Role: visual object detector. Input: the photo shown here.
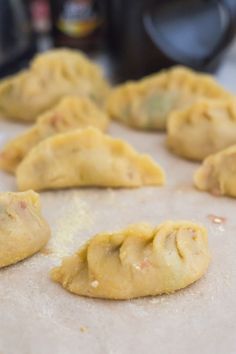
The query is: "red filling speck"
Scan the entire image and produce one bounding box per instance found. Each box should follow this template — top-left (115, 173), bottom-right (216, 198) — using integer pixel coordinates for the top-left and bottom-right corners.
top-left (207, 214), bottom-right (226, 225)
top-left (50, 114), bottom-right (62, 128)
top-left (140, 258), bottom-right (151, 270)
top-left (19, 201), bottom-right (27, 209)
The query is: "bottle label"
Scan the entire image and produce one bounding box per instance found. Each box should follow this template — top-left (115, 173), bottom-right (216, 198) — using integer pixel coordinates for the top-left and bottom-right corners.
top-left (57, 0), bottom-right (101, 38)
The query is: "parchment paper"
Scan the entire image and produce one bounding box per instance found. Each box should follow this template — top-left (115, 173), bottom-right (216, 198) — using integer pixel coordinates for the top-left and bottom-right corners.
top-left (0, 54), bottom-right (236, 354)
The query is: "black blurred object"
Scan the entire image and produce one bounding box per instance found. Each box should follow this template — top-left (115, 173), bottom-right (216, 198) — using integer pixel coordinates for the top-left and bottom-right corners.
top-left (105, 0), bottom-right (236, 81)
top-left (0, 0), bottom-right (36, 78)
top-left (50, 0), bottom-right (106, 53)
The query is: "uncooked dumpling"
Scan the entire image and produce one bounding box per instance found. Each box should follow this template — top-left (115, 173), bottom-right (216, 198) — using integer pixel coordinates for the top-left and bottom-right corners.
top-left (107, 66), bottom-right (230, 131)
top-left (167, 99), bottom-right (236, 161)
top-left (0, 49), bottom-right (109, 122)
top-left (0, 190), bottom-right (50, 268)
top-left (194, 145), bottom-right (236, 197)
top-left (51, 221), bottom-right (210, 300)
top-left (0, 96), bottom-right (109, 174)
top-left (16, 127), bottom-right (165, 191)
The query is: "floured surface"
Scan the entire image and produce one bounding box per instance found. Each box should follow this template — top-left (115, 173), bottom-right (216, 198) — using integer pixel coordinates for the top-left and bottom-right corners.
top-left (1, 85), bottom-right (236, 354)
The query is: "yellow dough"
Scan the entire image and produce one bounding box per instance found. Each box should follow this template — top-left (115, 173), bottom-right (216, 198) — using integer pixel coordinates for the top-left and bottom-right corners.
top-left (167, 99), bottom-right (236, 161)
top-left (194, 145), bottom-right (236, 197)
top-left (0, 190), bottom-right (50, 268)
top-left (107, 66), bottom-right (230, 131)
top-left (16, 127), bottom-right (165, 191)
top-left (0, 96), bottom-right (109, 174)
top-left (0, 49), bottom-right (109, 122)
top-left (51, 221), bottom-right (210, 300)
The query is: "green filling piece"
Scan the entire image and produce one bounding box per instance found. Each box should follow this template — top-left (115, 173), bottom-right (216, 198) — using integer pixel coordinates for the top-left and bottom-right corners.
top-left (143, 92), bottom-right (178, 127)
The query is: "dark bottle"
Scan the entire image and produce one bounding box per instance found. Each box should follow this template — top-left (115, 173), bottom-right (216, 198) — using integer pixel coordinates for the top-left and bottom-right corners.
top-left (29, 0), bottom-right (53, 52)
top-left (50, 0), bottom-right (105, 53)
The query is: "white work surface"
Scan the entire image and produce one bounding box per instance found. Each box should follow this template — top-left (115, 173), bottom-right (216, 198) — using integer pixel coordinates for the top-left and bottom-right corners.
top-left (0, 49), bottom-right (236, 354)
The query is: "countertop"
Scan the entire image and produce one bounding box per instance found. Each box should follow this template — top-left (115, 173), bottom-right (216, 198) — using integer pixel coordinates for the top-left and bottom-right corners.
top-left (0, 45), bottom-right (236, 354)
